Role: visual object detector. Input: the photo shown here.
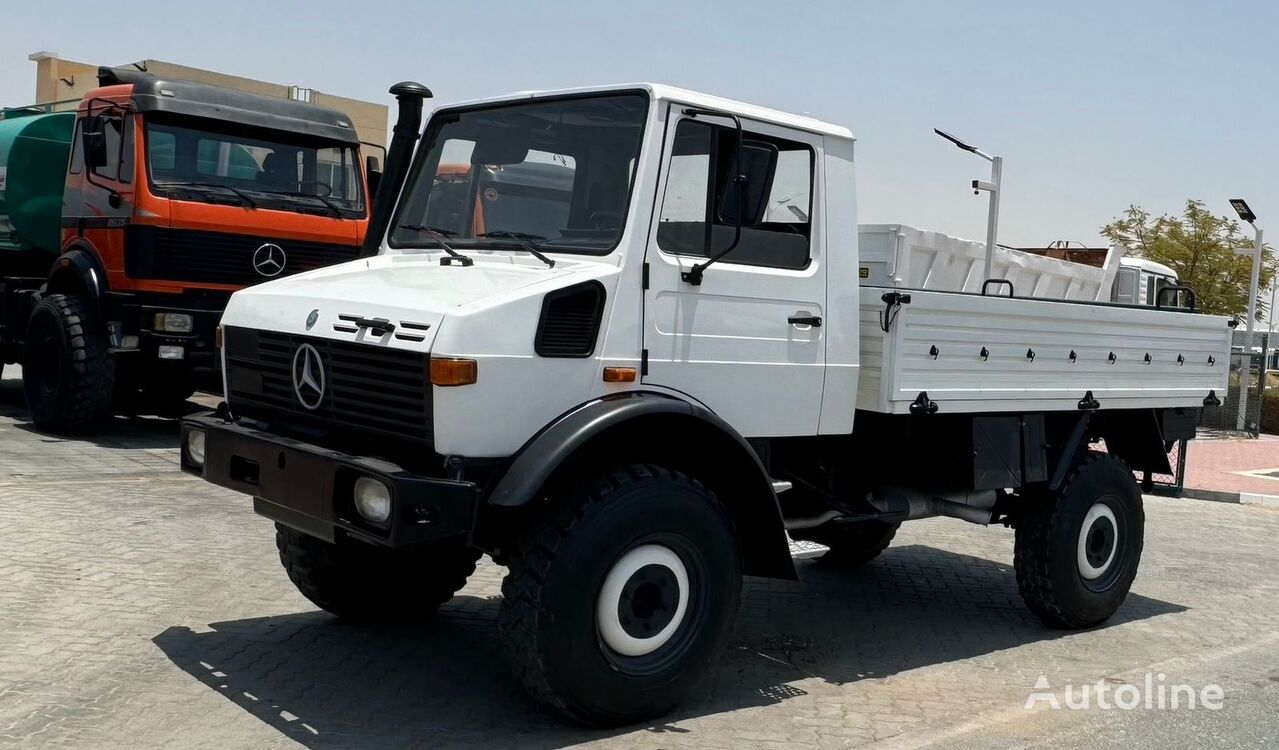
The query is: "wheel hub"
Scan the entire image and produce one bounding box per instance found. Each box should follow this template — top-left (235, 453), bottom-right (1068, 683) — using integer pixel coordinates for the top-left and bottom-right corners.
top-left (596, 544), bottom-right (689, 657)
top-left (618, 564), bottom-right (680, 639)
top-left (1077, 502), bottom-right (1119, 582)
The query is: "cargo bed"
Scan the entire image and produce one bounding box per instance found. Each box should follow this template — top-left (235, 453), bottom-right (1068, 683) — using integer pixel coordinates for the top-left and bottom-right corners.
top-left (856, 286), bottom-right (1232, 415)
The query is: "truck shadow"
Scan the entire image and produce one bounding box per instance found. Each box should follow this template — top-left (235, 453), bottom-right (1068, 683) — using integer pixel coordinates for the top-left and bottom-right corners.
top-left (0, 373), bottom-right (212, 450)
top-left (151, 544), bottom-right (1185, 749)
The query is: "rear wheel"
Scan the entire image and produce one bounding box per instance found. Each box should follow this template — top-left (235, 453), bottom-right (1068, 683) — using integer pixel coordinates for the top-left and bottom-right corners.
top-left (275, 525), bottom-right (481, 622)
top-left (790, 519), bottom-right (899, 568)
top-left (1014, 453), bottom-right (1144, 628)
top-left (500, 464), bottom-right (741, 727)
top-left (22, 294), bottom-right (114, 434)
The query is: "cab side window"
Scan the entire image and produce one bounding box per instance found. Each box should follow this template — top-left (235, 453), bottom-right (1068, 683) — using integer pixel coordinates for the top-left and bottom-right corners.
top-left (68, 120), bottom-right (84, 174)
top-left (93, 115), bottom-right (124, 181)
top-left (1111, 267), bottom-right (1138, 304)
top-left (656, 118), bottom-right (813, 270)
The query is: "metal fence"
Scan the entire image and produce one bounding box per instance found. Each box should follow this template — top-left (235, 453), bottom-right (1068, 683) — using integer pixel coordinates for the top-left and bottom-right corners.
top-left (1090, 437), bottom-right (1189, 496)
top-left (1198, 331), bottom-right (1270, 437)
top-left (1145, 438), bottom-right (1188, 497)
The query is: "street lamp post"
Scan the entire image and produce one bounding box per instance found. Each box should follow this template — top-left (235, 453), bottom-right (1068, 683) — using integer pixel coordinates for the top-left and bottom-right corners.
top-left (936, 129), bottom-right (1003, 281)
top-left (1229, 199), bottom-right (1263, 432)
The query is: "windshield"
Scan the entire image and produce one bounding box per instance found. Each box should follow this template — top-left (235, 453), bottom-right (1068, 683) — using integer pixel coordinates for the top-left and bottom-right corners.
top-left (390, 93), bottom-right (648, 254)
top-left (145, 115), bottom-right (365, 215)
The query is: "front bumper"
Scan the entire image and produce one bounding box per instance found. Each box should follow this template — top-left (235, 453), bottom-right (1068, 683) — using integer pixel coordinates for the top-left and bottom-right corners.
top-left (181, 413), bottom-right (479, 547)
top-left (107, 291), bottom-right (229, 374)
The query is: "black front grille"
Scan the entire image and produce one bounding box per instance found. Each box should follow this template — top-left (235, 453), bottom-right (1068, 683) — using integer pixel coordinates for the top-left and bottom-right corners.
top-left (125, 226), bottom-right (360, 286)
top-left (534, 282), bottom-right (605, 357)
top-left (224, 326), bottom-right (432, 445)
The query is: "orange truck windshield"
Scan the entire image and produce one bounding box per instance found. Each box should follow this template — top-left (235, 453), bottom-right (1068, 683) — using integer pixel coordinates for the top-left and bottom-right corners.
top-left (146, 116), bottom-right (365, 217)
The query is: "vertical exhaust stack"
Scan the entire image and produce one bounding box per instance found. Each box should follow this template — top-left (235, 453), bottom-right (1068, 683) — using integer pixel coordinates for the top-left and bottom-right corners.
top-left (361, 81), bottom-right (432, 257)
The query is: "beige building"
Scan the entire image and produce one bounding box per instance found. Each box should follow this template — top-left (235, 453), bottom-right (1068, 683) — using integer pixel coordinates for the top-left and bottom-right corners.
top-left (26, 52), bottom-right (387, 149)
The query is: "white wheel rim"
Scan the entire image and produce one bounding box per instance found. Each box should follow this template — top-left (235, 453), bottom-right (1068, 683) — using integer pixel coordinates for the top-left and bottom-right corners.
top-left (1077, 503), bottom-right (1119, 580)
top-left (596, 544), bottom-right (689, 657)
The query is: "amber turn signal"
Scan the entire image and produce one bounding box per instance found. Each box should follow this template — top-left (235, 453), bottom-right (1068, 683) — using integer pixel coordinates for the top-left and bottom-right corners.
top-left (602, 366), bottom-right (637, 383)
top-left (430, 357), bottom-right (478, 386)
top-left (214, 325), bottom-right (223, 349)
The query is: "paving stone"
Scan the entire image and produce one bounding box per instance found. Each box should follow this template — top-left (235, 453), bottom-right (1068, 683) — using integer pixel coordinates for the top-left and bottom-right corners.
top-left (1, 373), bottom-right (1277, 748)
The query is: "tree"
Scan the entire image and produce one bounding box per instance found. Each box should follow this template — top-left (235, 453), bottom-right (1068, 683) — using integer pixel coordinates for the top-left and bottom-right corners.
top-left (1101, 200), bottom-right (1277, 319)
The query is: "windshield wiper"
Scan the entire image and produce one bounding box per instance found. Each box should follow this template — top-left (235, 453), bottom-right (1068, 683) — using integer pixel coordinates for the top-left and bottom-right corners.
top-left (397, 224), bottom-right (473, 266)
top-left (255, 189), bottom-right (344, 218)
top-left (475, 231), bottom-right (556, 268)
top-left (160, 181), bottom-right (257, 208)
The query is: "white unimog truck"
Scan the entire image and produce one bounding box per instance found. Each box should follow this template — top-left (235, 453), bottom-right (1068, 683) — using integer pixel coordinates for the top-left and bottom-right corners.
top-left (182, 81), bottom-right (1233, 726)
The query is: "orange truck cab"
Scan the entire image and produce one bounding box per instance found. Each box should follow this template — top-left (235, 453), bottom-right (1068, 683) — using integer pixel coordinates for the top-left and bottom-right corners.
top-left (0, 67), bottom-right (373, 433)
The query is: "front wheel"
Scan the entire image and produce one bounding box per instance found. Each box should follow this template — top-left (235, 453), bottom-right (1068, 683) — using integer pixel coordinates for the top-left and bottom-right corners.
top-left (1014, 453), bottom-right (1144, 628)
top-left (23, 293), bottom-right (114, 434)
top-left (500, 465), bottom-right (742, 727)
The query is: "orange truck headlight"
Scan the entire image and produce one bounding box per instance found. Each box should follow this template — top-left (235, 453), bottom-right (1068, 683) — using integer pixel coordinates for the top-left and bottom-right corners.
top-left (430, 357), bottom-right (478, 386)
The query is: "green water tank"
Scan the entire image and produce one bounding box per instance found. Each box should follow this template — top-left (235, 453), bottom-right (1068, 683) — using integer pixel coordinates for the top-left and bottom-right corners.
top-left (0, 111), bottom-right (74, 258)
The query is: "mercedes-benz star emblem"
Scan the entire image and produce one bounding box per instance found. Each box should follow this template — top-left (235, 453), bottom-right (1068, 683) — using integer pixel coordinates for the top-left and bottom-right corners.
top-left (291, 343), bottom-right (326, 410)
top-left (252, 243), bottom-right (287, 277)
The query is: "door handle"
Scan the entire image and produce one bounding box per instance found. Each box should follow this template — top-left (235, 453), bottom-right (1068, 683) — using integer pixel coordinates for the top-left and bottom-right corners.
top-left (788, 315), bottom-right (822, 327)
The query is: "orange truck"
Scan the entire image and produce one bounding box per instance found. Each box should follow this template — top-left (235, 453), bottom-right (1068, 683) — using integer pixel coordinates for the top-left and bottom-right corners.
top-left (0, 67), bottom-right (375, 432)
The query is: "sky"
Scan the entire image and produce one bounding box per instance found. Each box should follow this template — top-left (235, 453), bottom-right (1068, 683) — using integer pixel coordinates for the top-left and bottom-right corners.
top-left (2, 0), bottom-right (1277, 255)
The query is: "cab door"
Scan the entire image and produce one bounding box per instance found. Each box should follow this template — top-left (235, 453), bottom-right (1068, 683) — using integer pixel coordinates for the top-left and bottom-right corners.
top-left (69, 108), bottom-right (136, 280)
top-left (641, 106), bottom-right (826, 437)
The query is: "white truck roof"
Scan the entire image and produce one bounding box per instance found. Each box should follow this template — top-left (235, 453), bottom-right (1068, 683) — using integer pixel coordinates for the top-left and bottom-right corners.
top-left (431, 83), bottom-right (855, 141)
top-left (1119, 257), bottom-right (1177, 277)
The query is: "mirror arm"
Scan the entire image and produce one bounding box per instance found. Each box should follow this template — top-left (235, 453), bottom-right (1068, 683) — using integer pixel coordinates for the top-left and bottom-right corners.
top-left (680, 107), bottom-right (744, 286)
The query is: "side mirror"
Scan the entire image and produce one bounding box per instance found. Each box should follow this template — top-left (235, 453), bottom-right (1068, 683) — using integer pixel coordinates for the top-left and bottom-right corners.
top-left (718, 140), bottom-right (778, 227)
top-left (81, 116), bottom-right (109, 170)
top-left (365, 154), bottom-right (383, 199)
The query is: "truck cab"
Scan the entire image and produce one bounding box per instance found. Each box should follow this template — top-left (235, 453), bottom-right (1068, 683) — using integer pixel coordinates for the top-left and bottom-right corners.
top-left (182, 82), bottom-right (1231, 727)
top-left (1, 67), bottom-right (371, 432)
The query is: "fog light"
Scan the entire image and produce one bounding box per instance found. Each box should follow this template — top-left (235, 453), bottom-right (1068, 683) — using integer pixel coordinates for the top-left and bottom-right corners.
top-left (185, 429), bottom-right (206, 468)
top-left (158, 345), bottom-right (185, 360)
top-left (354, 477), bottom-right (392, 523)
top-left (154, 312), bottom-right (194, 333)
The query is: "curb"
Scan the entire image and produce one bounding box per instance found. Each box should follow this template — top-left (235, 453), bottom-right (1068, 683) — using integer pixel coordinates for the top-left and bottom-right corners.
top-left (1178, 487), bottom-right (1279, 507)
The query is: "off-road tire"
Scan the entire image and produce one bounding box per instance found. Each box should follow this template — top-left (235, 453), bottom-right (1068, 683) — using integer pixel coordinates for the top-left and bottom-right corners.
top-left (499, 464), bottom-right (742, 727)
top-left (1014, 452), bottom-right (1144, 629)
top-left (792, 519), bottom-right (900, 568)
top-left (275, 525), bottom-right (480, 622)
top-left (23, 293), bottom-right (114, 434)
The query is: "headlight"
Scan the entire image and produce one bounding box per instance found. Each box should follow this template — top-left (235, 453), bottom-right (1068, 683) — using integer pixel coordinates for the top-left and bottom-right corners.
top-left (185, 429), bottom-right (206, 468)
top-left (353, 477), bottom-right (392, 523)
top-left (154, 312), bottom-right (194, 333)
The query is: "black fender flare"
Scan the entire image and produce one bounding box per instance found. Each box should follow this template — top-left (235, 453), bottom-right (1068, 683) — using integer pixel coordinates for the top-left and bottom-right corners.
top-left (486, 391), bottom-right (796, 579)
top-left (44, 246), bottom-right (109, 319)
